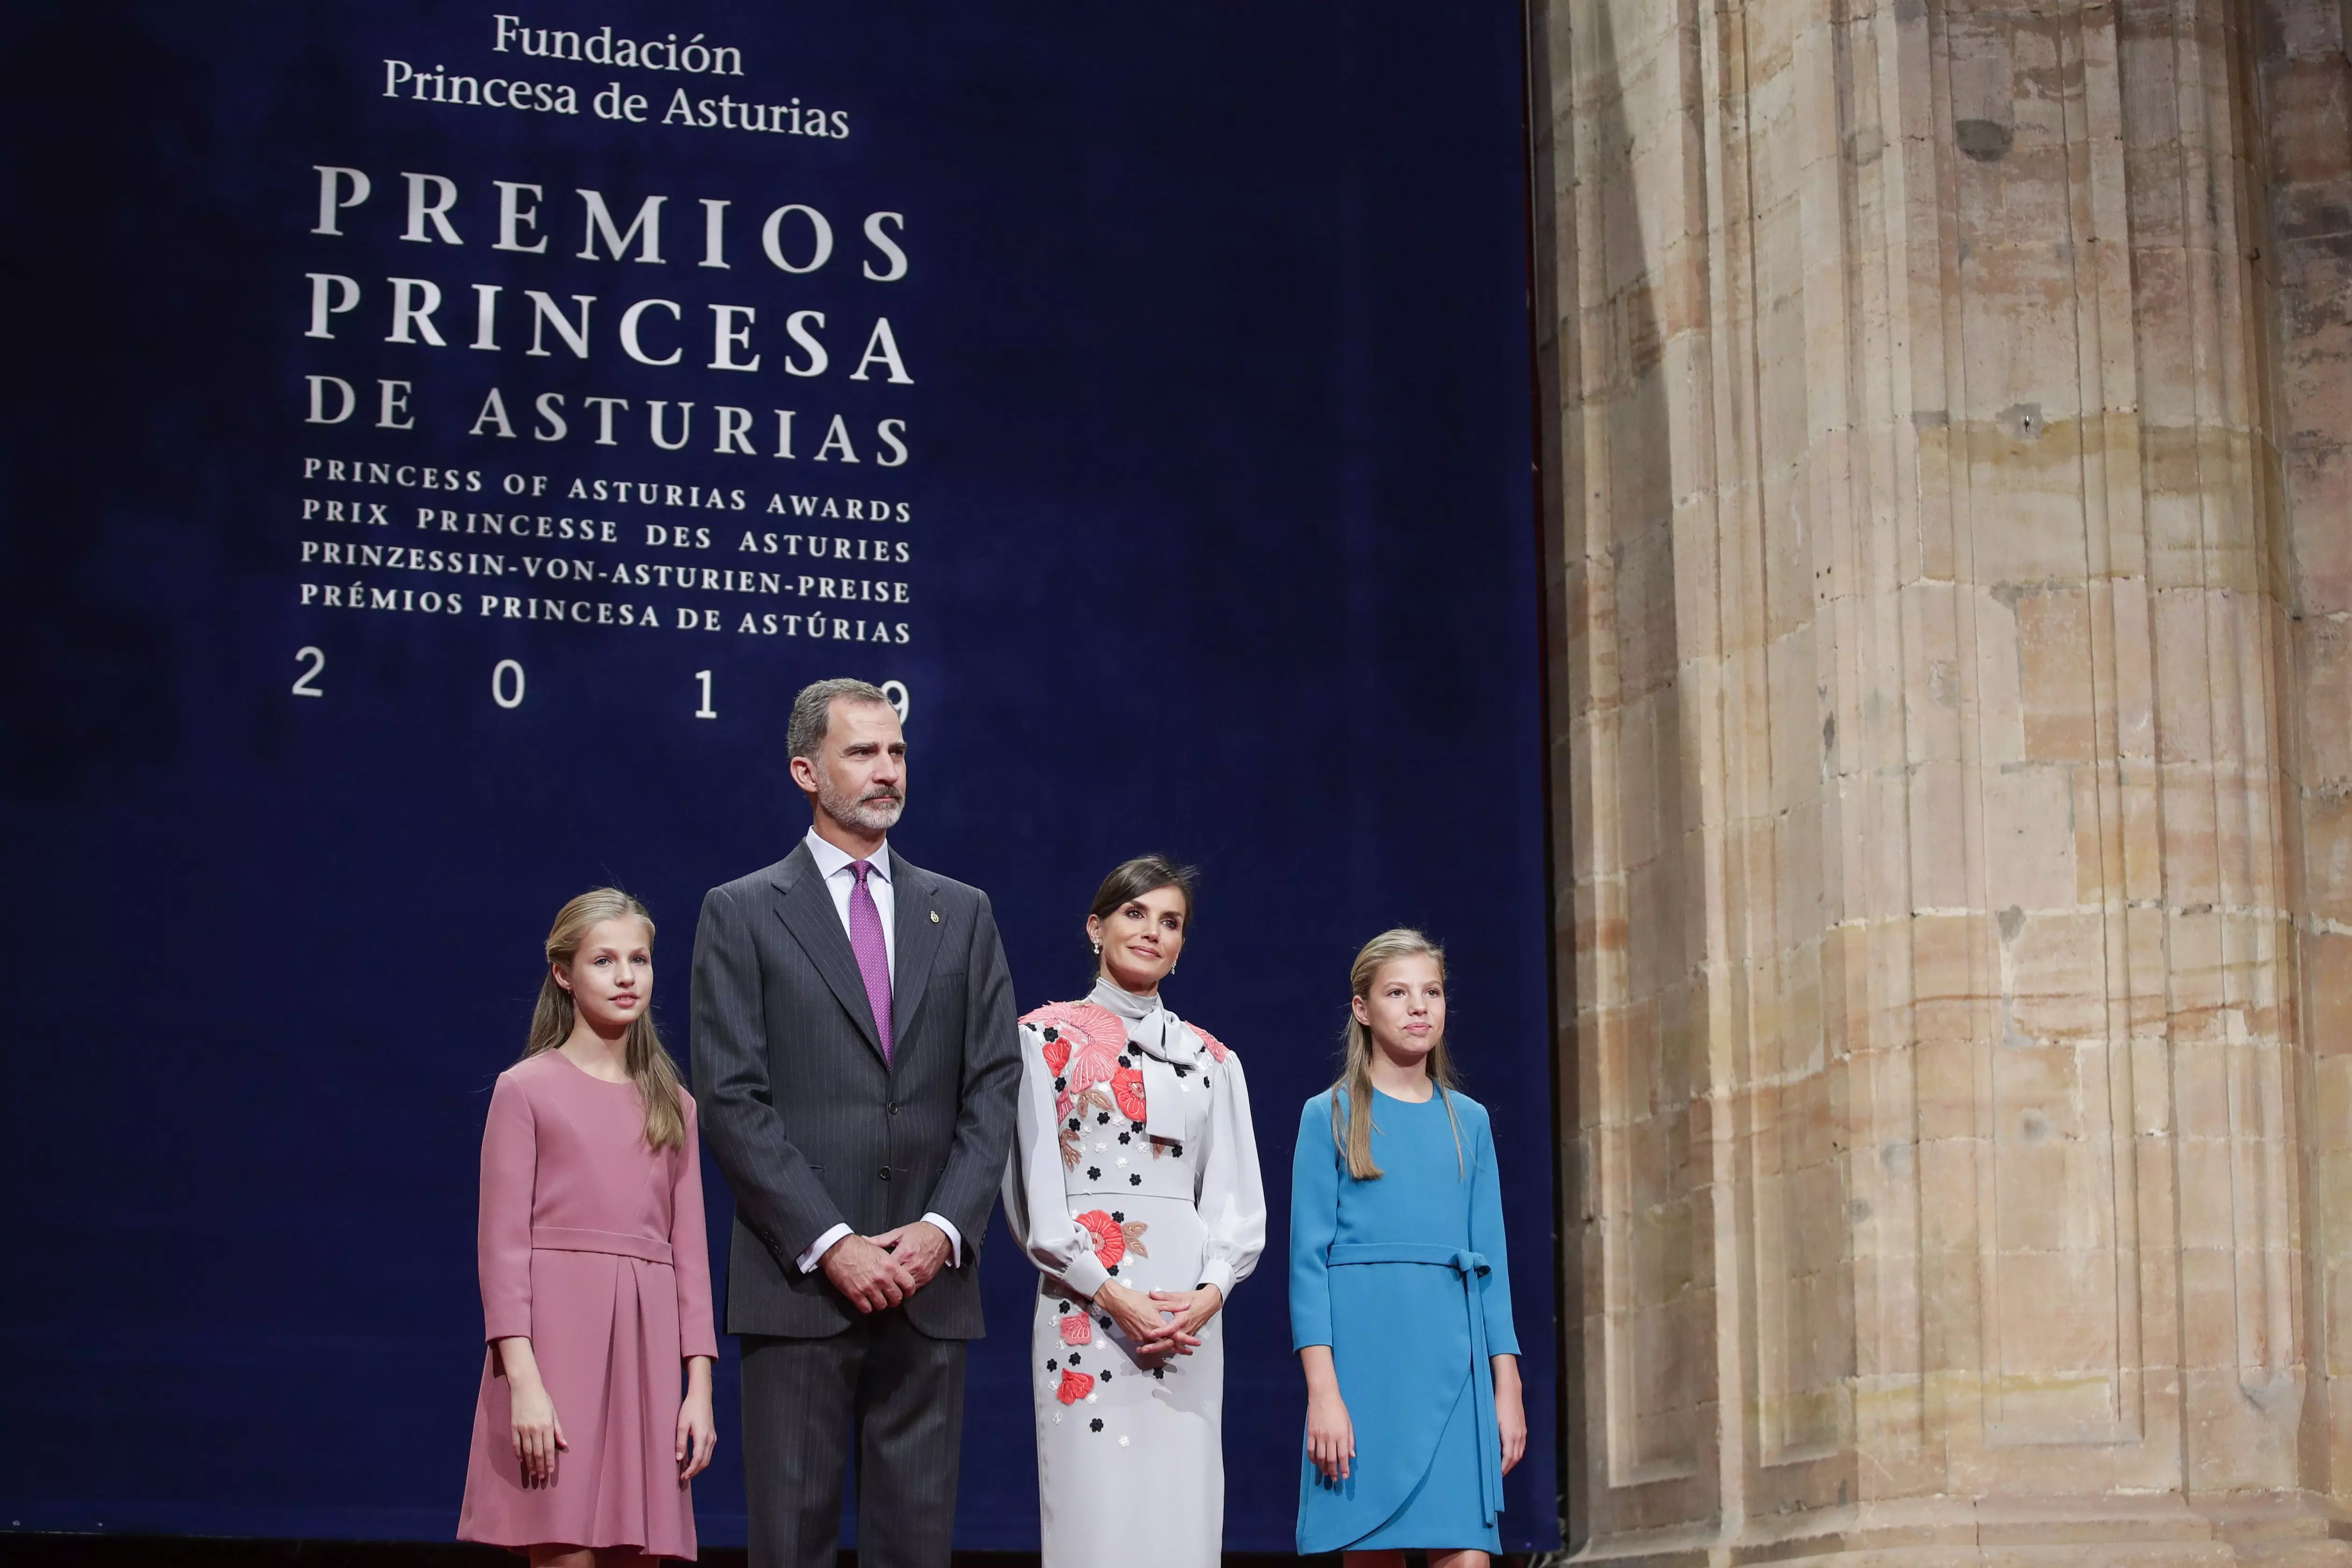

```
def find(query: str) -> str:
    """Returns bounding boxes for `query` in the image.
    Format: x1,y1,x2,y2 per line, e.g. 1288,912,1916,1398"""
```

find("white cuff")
796,1223,853,1274
920,1212,964,1269
1197,1258,1237,1300
1061,1250,1112,1300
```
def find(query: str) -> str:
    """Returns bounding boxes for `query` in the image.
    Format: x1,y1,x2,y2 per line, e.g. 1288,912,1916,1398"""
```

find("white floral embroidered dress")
1002,978,1267,1567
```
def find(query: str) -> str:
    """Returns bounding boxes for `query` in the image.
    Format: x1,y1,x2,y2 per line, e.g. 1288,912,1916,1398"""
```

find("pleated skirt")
458,1249,697,1560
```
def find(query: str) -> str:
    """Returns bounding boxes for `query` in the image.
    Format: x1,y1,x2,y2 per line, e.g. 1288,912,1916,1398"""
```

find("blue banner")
0,2,1555,1551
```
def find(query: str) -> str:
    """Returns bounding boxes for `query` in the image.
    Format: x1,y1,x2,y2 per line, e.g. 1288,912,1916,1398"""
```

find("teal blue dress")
1290,1087,1519,1555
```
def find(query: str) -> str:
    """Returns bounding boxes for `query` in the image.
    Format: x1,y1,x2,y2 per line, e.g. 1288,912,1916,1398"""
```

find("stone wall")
1527,0,2352,1556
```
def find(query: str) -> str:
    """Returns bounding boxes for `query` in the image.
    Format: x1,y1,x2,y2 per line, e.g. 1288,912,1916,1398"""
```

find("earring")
1092,941,1101,955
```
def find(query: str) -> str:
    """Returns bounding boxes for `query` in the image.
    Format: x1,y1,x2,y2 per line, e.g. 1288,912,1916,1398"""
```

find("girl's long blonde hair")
1332,927,1464,1180
522,888,687,1152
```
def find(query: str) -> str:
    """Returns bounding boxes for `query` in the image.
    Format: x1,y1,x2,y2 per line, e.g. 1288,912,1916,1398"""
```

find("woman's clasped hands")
1092,1280,1223,1356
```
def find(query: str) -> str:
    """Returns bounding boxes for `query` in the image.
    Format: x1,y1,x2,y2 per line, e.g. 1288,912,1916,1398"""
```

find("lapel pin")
930,909,941,923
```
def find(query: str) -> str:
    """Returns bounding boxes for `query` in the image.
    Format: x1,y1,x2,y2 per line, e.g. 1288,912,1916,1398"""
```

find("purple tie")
848,860,893,1063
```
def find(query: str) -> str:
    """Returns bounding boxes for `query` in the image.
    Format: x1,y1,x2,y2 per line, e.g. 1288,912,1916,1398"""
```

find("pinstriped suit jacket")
690,840,1019,1340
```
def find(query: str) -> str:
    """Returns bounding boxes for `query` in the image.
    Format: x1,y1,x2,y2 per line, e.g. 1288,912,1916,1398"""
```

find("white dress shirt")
793,826,963,1274
801,827,897,979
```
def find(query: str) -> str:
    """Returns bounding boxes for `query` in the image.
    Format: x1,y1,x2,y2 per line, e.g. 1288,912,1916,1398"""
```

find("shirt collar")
803,826,892,882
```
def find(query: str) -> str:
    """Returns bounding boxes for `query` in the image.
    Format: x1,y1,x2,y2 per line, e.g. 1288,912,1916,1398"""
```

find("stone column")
1528,0,2350,1555
2251,0,2352,1516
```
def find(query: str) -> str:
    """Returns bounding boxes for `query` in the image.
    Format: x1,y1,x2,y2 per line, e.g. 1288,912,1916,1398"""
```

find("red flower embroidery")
1059,1313,1093,1347
1062,1017,1123,1087
1075,1209,1126,1268
1111,1066,1147,1123
1022,1001,1127,1118
1056,1369,1094,1406
1192,1024,1232,1064
1076,1208,1149,1266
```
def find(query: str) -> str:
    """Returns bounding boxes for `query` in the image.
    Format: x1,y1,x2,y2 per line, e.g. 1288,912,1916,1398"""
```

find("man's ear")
788,753,817,794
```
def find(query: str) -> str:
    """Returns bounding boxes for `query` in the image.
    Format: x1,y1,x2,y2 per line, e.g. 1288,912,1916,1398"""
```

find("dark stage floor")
0,1540,1514,1568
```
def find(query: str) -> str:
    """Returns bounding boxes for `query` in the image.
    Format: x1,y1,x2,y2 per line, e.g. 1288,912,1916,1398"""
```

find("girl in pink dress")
459,889,719,1565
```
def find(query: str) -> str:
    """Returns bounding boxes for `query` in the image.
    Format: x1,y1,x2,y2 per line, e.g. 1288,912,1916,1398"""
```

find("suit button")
879,1167,892,1181
887,1101,899,1116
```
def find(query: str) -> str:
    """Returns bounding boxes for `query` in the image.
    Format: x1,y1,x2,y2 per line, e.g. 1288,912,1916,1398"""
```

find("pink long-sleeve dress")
458,1049,718,1560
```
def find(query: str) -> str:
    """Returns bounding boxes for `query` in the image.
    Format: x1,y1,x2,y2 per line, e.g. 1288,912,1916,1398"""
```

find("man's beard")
818,775,904,834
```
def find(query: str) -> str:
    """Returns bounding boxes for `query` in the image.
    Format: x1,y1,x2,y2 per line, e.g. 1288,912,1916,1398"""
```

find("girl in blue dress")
1290,928,1526,1565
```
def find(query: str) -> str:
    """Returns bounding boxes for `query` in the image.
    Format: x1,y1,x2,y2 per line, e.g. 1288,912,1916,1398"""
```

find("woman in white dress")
1004,855,1267,1567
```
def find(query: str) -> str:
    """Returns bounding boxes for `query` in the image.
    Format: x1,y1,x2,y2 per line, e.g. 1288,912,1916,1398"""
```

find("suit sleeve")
671,1094,720,1360
478,1072,536,1345
691,882,849,1264
1469,1106,1521,1357
1289,1094,1340,1351
918,892,1021,1255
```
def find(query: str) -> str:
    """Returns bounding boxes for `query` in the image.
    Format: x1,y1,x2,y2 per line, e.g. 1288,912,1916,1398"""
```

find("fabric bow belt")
1327,1243,1500,1524
531,1226,673,1266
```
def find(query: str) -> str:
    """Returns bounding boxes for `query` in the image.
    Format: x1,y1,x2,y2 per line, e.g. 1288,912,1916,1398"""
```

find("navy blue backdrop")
0,1,1556,1552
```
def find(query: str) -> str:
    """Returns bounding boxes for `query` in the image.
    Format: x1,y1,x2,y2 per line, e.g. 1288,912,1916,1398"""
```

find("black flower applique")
1042,1027,1060,1042
1171,1143,1185,1158
1067,1117,1081,1132
1100,1371,1112,1382
1100,1316,1114,1332
1047,1357,1058,1370
1151,1366,1167,1380
1087,1166,1102,1181
1117,1132,1132,1145
1097,1112,1111,1125
1117,1054,1131,1068
1129,1119,1147,1134
1111,1211,1125,1222
1057,1301,1073,1315
1107,1263,1120,1276
1129,1174,1142,1186
1053,1077,1067,1092
1069,1352,1082,1366
1089,1418,1104,1432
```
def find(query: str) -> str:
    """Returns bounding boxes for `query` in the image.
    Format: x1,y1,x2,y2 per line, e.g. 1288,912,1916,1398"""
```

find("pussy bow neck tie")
1087,981,1205,1143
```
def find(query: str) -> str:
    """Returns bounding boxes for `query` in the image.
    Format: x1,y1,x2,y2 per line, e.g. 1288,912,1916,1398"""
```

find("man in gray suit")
692,677,1019,1568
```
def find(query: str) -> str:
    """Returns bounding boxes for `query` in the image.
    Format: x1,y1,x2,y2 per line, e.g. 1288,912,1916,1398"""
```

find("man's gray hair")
787,678,894,761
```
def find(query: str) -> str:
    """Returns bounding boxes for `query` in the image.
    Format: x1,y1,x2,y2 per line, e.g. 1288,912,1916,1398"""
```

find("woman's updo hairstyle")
1087,854,1200,932
1087,856,1200,983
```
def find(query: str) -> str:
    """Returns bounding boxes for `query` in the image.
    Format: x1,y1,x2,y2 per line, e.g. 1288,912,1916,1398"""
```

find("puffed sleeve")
478,1071,537,1345
671,1093,719,1360
1468,1102,1520,1357
1289,1092,1341,1350
1002,1021,1111,1298
1193,1050,1266,1299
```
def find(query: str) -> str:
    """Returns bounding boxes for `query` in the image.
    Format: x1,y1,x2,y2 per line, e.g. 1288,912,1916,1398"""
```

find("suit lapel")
888,852,946,1055
771,845,888,1063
